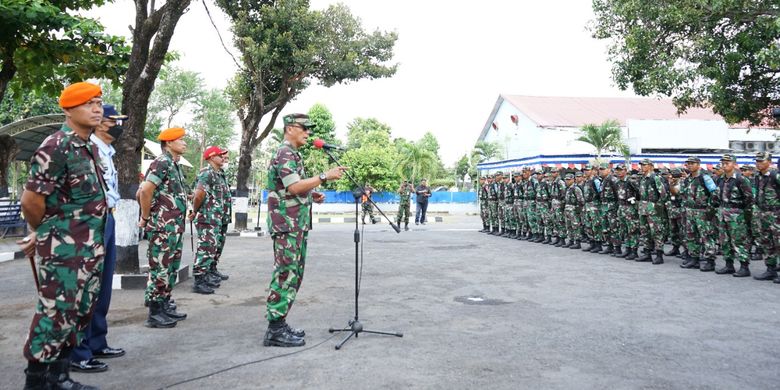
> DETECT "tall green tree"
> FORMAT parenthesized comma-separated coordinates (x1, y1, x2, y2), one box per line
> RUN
(591, 0, 780, 125)
(185, 88, 236, 174)
(336, 145, 400, 192)
(576, 120, 626, 160)
(346, 117, 392, 149)
(0, 0, 129, 107)
(470, 140, 502, 164)
(144, 64, 205, 141)
(301, 103, 339, 189)
(216, 0, 398, 193)
(395, 142, 438, 185)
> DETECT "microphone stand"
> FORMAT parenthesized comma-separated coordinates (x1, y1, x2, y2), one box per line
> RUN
(321, 147, 403, 350)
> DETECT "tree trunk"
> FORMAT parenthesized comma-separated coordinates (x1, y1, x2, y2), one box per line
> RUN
(0, 49, 17, 108)
(114, 0, 191, 275)
(0, 135, 18, 198)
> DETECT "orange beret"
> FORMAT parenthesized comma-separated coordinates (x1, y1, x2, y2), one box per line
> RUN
(58, 82, 102, 108)
(158, 127, 186, 141)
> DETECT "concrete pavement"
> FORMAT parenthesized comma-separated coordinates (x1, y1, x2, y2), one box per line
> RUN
(0, 216, 778, 389)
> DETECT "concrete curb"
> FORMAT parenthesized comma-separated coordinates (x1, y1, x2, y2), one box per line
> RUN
(112, 265, 190, 290)
(0, 250, 24, 263)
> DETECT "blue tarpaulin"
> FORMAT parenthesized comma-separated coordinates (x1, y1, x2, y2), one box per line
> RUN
(259, 191, 476, 203)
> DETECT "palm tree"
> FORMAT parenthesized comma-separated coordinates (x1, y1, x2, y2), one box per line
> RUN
(470, 140, 502, 164)
(396, 142, 438, 184)
(577, 120, 628, 160)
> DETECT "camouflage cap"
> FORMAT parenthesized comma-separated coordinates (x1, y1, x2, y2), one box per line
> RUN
(495, 170, 504, 176)
(564, 173, 575, 180)
(598, 162, 610, 169)
(575, 171, 584, 177)
(720, 153, 736, 162)
(522, 166, 531, 171)
(639, 158, 653, 166)
(740, 165, 755, 171)
(282, 113, 315, 128)
(670, 168, 683, 178)
(534, 169, 543, 174)
(583, 163, 593, 170)
(660, 168, 670, 175)
(614, 163, 627, 171)
(755, 151, 773, 162)
(686, 156, 701, 163)
(713, 164, 722, 170)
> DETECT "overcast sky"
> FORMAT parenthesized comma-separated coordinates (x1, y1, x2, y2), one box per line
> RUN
(91, 0, 637, 165)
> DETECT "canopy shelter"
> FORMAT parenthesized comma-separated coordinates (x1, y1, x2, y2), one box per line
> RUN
(0, 114, 66, 162)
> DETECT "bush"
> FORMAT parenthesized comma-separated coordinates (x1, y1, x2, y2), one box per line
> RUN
(429, 178, 455, 189)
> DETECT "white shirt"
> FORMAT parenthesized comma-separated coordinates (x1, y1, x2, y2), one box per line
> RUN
(90, 133, 120, 208)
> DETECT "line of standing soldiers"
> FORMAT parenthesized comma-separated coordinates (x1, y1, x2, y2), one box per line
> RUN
(478, 153, 780, 283)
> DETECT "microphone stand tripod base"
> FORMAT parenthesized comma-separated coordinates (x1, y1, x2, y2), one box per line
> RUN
(328, 320, 403, 350)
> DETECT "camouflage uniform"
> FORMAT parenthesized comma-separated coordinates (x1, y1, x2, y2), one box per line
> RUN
(487, 177, 500, 231)
(616, 174, 640, 253)
(666, 178, 684, 249)
(535, 175, 551, 239)
(503, 177, 515, 235)
(549, 174, 566, 240)
(265, 140, 313, 322)
(478, 179, 489, 229)
(144, 151, 188, 304)
(717, 170, 754, 266)
(397, 183, 413, 226)
(24, 126, 107, 363)
(599, 172, 620, 249)
(361, 186, 376, 223)
(193, 165, 228, 276)
(513, 175, 526, 236)
(524, 175, 539, 236)
(215, 172, 232, 264)
(753, 167, 780, 275)
(496, 176, 506, 232)
(638, 170, 668, 252)
(582, 175, 601, 243)
(682, 170, 718, 262)
(564, 178, 585, 243)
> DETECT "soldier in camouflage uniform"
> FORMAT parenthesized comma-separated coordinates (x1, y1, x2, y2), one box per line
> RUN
(679, 156, 718, 271)
(563, 173, 585, 249)
(494, 172, 506, 235)
(524, 170, 540, 241)
(264, 113, 345, 347)
(477, 177, 489, 232)
(361, 184, 377, 224)
(636, 159, 668, 264)
(17, 82, 106, 390)
(190, 146, 230, 295)
(665, 168, 685, 257)
(582, 165, 602, 252)
(502, 174, 515, 237)
(740, 165, 758, 260)
(615, 164, 640, 259)
(512, 171, 525, 239)
(138, 127, 190, 328)
(598, 163, 619, 255)
(213, 154, 232, 281)
(549, 168, 567, 246)
(535, 170, 552, 243)
(397, 180, 414, 231)
(487, 174, 500, 234)
(751, 152, 780, 282)
(714, 154, 755, 277)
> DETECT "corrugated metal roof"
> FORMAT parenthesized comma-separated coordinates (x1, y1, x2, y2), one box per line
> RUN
(502, 95, 722, 128)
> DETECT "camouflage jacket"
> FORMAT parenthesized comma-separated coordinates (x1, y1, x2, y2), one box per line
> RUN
(616, 176, 639, 204)
(523, 178, 537, 201)
(145, 151, 187, 233)
(478, 183, 489, 201)
(488, 182, 499, 200)
(639, 173, 667, 203)
(755, 169, 780, 209)
(535, 180, 550, 203)
(266, 140, 312, 233)
(549, 178, 566, 202)
(503, 181, 514, 204)
(717, 171, 754, 210)
(221, 170, 232, 224)
(564, 183, 585, 208)
(682, 172, 716, 209)
(583, 177, 600, 203)
(195, 165, 228, 225)
(25, 126, 107, 260)
(399, 184, 413, 203)
(599, 174, 619, 203)
(513, 179, 524, 202)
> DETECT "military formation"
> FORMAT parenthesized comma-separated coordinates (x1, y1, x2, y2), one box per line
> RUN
(479, 154, 780, 283)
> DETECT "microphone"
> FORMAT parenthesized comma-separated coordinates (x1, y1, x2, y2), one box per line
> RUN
(312, 139, 346, 151)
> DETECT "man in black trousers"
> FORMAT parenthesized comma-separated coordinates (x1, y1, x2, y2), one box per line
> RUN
(415, 179, 432, 225)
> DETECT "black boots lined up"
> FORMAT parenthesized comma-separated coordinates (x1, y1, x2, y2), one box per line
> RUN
(25, 355, 100, 390)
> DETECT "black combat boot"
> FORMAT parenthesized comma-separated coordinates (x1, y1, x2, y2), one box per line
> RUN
(46, 358, 99, 390)
(652, 250, 664, 265)
(699, 258, 715, 272)
(263, 320, 305, 347)
(715, 260, 736, 275)
(23, 362, 48, 390)
(599, 244, 614, 255)
(509, 231, 518, 239)
(283, 319, 305, 338)
(192, 275, 215, 295)
(774, 276, 780, 284)
(542, 235, 551, 244)
(552, 237, 562, 247)
(680, 255, 699, 269)
(212, 265, 229, 281)
(732, 262, 751, 277)
(664, 245, 680, 257)
(490, 227, 500, 235)
(163, 298, 187, 321)
(612, 244, 623, 258)
(678, 248, 688, 259)
(205, 272, 221, 288)
(625, 247, 637, 260)
(405, 223, 409, 231)
(569, 240, 582, 250)
(753, 265, 777, 281)
(478, 224, 487, 233)
(145, 301, 177, 328)
(581, 240, 592, 251)
(589, 241, 602, 253)
(635, 249, 652, 262)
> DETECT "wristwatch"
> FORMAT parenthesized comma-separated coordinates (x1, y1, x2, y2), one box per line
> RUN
(319, 173, 327, 183)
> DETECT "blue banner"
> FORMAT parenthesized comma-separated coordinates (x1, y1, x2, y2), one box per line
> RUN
(260, 190, 476, 204)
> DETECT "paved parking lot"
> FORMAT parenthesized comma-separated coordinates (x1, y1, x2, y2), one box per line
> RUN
(1, 216, 778, 389)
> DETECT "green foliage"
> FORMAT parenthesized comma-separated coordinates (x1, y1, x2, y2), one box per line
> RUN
(300, 103, 339, 189)
(0, 0, 129, 106)
(471, 140, 502, 164)
(184, 88, 236, 175)
(146, 64, 205, 140)
(417, 132, 440, 156)
(455, 154, 470, 178)
(429, 178, 455, 189)
(346, 117, 392, 149)
(591, 0, 780, 125)
(336, 144, 400, 192)
(395, 141, 438, 185)
(0, 87, 60, 126)
(576, 120, 626, 159)
(97, 79, 122, 109)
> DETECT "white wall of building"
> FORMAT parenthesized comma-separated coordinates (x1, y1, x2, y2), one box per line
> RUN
(626, 119, 729, 150)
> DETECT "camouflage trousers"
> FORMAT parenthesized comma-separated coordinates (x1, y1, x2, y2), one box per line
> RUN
(718, 207, 750, 264)
(215, 224, 228, 264)
(145, 231, 184, 304)
(753, 209, 780, 266)
(551, 200, 564, 237)
(599, 203, 619, 246)
(515, 201, 526, 234)
(639, 201, 667, 251)
(397, 200, 412, 224)
(617, 204, 640, 248)
(525, 201, 539, 234)
(361, 202, 375, 222)
(564, 205, 582, 242)
(497, 201, 506, 229)
(488, 201, 499, 229)
(583, 203, 601, 241)
(24, 255, 103, 363)
(193, 223, 224, 276)
(537, 203, 550, 237)
(667, 205, 684, 247)
(503, 202, 515, 231)
(266, 231, 308, 322)
(684, 208, 716, 259)
(479, 200, 489, 226)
